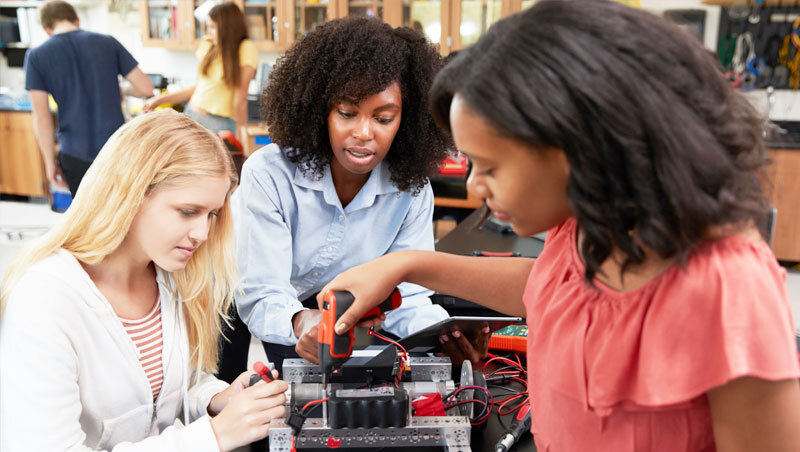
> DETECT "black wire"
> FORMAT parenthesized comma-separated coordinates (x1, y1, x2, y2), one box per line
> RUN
(497, 407, 508, 430)
(487, 365, 523, 377)
(488, 384, 524, 394)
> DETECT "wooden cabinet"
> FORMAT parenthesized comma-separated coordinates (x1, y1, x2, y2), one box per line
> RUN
(139, 0, 192, 49)
(0, 111, 47, 198)
(241, 0, 288, 51)
(140, 0, 528, 54)
(765, 149, 800, 262)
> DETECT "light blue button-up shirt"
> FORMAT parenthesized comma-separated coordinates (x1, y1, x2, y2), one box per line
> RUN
(231, 144, 449, 345)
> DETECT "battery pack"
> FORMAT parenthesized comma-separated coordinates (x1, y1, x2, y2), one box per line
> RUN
(327, 386, 409, 429)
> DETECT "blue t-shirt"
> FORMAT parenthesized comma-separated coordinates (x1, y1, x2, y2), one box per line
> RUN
(24, 30, 138, 162)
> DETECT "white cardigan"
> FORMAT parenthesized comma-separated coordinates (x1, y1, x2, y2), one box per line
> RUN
(0, 250, 229, 451)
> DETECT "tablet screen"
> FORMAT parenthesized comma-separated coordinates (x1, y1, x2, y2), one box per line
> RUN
(397, 316, 523, 352)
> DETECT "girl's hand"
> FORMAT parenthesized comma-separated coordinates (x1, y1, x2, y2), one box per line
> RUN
(439, 323, 491, 369)
(141, 96, 161, 113)
(209, 374, 288, 452)
(207, 370, 261, 415)
(316, 252, 409, 335)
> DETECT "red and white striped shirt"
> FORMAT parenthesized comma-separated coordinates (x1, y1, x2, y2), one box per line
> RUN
(119, 301, 164, 401)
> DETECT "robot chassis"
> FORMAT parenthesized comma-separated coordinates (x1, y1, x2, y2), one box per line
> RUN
(268, 354, 478, 452)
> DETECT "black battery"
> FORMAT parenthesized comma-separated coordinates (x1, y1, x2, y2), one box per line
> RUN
(327, 386, 409, 429)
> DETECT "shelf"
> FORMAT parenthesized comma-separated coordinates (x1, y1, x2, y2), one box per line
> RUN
(0, 42, 29, 49)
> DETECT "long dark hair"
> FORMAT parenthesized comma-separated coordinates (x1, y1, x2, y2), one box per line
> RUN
(201, 2, 248, 88)
(431, 0, 770, 282)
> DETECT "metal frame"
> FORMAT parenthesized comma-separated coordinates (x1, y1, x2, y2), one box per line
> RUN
(275, 356, 470, 451)
(268, 416, 472, 451)
(283, 356, 452, 384)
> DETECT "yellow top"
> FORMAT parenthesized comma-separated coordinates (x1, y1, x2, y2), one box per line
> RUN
(189, 37, 258, 119)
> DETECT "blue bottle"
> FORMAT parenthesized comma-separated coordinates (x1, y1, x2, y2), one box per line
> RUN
(50, 184, 72, 213)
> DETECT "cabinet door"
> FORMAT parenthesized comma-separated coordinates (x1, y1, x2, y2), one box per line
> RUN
(766, 149, 800, 262)
(401, 0, 450, 54)
(240, 0, 286, 50)
(285, 0, 337, 44)
(140, 0, 188, 49)
(451, 0, 503, 50)
(336, 0, 391, 23)
(0, 112, 47, 197)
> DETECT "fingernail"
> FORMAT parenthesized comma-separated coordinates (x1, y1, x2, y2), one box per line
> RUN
(483, 326, 491, 333)
(336, 323, 347, 334)
(440, 334, 449, 343)
(452, 331, 461, 338)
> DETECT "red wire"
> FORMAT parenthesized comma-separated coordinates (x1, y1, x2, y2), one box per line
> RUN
(483, 356, 525, 375)
(302, 398, 328, 413)
(492, 393, 525, 405)
(499, 397, 529, 416)
(510, 377, 528, 386)
(368, 329, 409, 361)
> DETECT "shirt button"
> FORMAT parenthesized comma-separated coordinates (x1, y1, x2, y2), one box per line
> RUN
(338, 214, 344, 221)
(327, 247, 333, 253)
(313, 272, 319, 277)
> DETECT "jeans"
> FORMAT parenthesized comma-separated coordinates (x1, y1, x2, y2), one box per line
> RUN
(185, 104, 236, 134)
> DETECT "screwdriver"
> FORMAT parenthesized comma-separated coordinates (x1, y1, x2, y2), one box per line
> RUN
(248, 361, 275, 386)
(495, 403, 531, 452)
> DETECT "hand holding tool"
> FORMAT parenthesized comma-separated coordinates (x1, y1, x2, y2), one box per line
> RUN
(248, 361, 275, 386)
(317, 288, 401, 385)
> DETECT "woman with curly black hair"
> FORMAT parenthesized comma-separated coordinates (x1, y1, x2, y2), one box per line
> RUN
(223, 17, 466, 376)
(319, 1, 800, 451)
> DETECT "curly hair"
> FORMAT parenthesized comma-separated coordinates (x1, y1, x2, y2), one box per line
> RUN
(431, 0, 770, 283)
(262, 17, 449, 193)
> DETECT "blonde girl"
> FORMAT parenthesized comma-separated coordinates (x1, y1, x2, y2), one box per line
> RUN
(0, 109, 286, 451)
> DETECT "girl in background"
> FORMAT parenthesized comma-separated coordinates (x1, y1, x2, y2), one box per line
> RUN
(320, 1, 800, 451)
(1, 110, 286, 451)
(144, 2, 257, 136)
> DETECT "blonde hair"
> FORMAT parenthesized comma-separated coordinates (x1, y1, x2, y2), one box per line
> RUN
(1, 109, 238, 374)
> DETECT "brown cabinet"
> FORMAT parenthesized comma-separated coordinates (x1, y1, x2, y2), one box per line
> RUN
(140, 0, 528, 54)
(0, 111, 47, 197)
(765, 149, 800, 262)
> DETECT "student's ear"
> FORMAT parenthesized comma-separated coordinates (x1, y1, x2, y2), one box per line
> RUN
(43, 27, 54, 36)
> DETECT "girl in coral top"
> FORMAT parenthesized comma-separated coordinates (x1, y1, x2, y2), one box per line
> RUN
(316, 1, 800, 451)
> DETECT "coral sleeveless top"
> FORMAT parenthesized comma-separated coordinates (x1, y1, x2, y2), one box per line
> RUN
(522, 217, 799, 451)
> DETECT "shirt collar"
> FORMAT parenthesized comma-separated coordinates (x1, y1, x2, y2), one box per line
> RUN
(293, 160, 401, 211)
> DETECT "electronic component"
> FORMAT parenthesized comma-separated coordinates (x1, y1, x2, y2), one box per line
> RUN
(327, 386, 409, 429)
(317, 289, 402, 385)
(489, 325, 528, 353)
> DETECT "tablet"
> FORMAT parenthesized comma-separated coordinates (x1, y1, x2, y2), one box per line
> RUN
(397, 315, 523, 352)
